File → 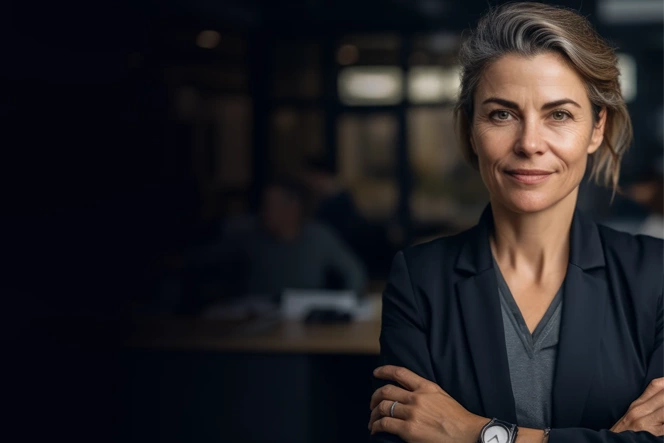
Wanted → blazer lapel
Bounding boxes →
[457,272,518,422]
[552,210,607,428]
[455,207,517,422]
[454,206,607,426]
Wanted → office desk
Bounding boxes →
[123,296,383,443]
[127,294,382,355]
[128,317,381,354]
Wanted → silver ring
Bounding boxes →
[389,400,398,418]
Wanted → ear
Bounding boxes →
[587,107,607,154]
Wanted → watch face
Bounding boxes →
[482,424,509,443]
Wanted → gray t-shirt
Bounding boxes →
[493,259,562,429]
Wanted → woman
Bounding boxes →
[367,3,663,443]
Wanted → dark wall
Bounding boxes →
[8,1,193,311]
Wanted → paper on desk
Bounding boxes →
[353,295,381,321]
[281,289,377,321]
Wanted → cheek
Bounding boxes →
[550,135,592,171]
[473,128,515,167]
[474,146,506,192]
[567,152,590,182]
[546,122,594,153]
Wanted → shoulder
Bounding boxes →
[597,224,663,293]
[396,225,479,278]
[597,224,663,271]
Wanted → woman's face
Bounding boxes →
[470,52,606,214]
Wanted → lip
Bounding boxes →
[505,169,553,184]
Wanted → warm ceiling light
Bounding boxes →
[408,66,461,103]
[196,30,221,49]
[337,44,359,65]
[338,66,403,105]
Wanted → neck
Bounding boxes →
[489,190,577,280]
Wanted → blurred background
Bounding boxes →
[6,0,663,442]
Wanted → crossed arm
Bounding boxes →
[368,252,664,443]
[368,365,664,443]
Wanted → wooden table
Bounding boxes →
[126,294,383,355]
[17,296,383,442]
[128,317,380,354]
[118,295,383,442]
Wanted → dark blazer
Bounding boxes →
[372,207,663,442]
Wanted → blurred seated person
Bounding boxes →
[303,158,396,276]
[186,179,367,299]
[627,165,664,238]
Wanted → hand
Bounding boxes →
[369,365,487,443]
[610,377,664,436]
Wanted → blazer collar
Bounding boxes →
[455,204,605,275]
[454,205,493,275]
[453,203,608,426]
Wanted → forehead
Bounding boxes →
[475,52,590,105]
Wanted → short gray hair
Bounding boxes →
[454,2,632,192]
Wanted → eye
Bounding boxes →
[491,110,513,121]
[551,110,570,121]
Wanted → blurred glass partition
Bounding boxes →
[405,33,486,239]
[270,108,325,178]
[407,108,487,234]
[410,33,460,67]
[214,96,253,188]
[159,29,252,222]
[337,113,398,220]
[337,33,401,66]
[272,42,322,99]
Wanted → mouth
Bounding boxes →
[505,169,553,184]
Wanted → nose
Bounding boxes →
[514,118,546,157]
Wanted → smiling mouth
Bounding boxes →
[505,169,553,184]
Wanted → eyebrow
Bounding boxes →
[481,97,582,110]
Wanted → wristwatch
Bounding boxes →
[477,418,518,443]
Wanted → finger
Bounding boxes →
[370,383,412,410]
[632,378,664,407]
[368,405,382,430]
[640,406,664,436]
[371,416,410,439]
[373,365,426,391]
[656,424,664,437]
[368,400,409,430]
[627,416,664,436]
[629,387,664,420]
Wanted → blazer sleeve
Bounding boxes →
[370,251,436,443]
[549,290,663,443]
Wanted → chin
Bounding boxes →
[498,191,562,214]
